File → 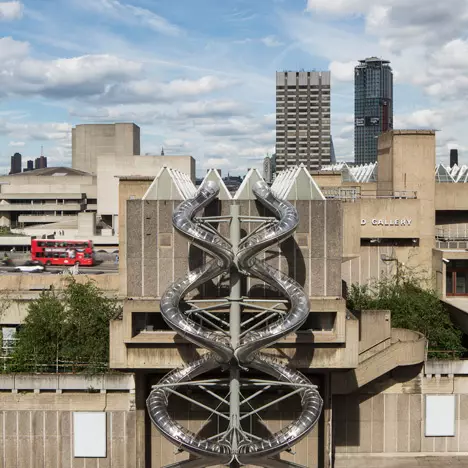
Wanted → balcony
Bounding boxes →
[18,214,78,223]
[0,202,83,212]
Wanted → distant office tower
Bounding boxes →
[262,153,276,183]
[34,156,47,169]
[263,156,273,184]
[276,71,331,172]
[24,160,34,172]
[10,153,22,175]
[354,57,393,164]
[72,123,141,174]
[450,149,459,168]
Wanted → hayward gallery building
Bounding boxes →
[2,129,468,468]
[108,130,468,467]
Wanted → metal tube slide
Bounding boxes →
[235,180,310,363]
[159,180,234,363]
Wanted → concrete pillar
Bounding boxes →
[323,372,332,468]
[134,372,149,468]
[77,212,96,237]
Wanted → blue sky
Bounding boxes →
[0,0,467,175]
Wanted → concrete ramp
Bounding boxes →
[442,297,468,335]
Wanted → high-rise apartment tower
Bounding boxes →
[276,71,331,171]
[354,57,393,164]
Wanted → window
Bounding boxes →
[132,312,171,336]
[299,312,336,331]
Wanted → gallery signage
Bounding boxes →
[361,218,412,226]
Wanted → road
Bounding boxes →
[0,262,118,275]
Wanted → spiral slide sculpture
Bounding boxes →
[147,180,323,468]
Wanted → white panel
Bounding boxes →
[425,395,455,437]
[73,412,107,457]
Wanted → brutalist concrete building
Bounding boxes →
[276,71,331,172]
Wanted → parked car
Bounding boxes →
[14,260,45,273]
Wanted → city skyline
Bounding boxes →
[0,0,466,175]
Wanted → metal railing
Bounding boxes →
[321,186,418,201]
[427,349,467,360]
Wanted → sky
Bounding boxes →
[0,0,466,176]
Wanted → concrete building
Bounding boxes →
[0,167,96,231]
[10,152,22,175]
[105,129,468,466]
[0,122,195,246]
[276,71,331,172]
[3,129,468,467]
[72,123,141,174]
[354,57,393,164]
[97,153,195,232]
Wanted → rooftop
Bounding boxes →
[7,167,91,177]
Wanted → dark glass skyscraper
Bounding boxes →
[354,57,393,164]
[9,152,22,175]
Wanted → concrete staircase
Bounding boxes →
[332,310,427,394]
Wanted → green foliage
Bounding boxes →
[347,271,466,359]
[8,279,121,373]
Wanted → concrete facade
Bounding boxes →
[107,163,430,467]
[0,121,194,245]
[0,374,141,468]
[72,123,140,175]
[97,154,195,221]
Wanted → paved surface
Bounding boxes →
[335,456,468,467]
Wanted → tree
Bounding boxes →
[347,270,466,358]
[8,278,121,373]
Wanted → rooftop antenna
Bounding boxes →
[41,145,43,157]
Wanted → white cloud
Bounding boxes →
[261,35,283,47]
[0,121,72,142]
[203,157,231,168]
[0,36,29,62]
[8,141,24,147]
[394,109,443,129]
[0,38,142,99]
[308,0,468,50]
[329,61,355,82]
[306,0,369,15]
[0,1,22,21]
[179,100,246,118]
[77,0,182,36]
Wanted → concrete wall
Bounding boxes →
[0,373,140,468]
[0,174,96,198]
[98,155,195,218]
[124,198,343,299]
[334,367,468,457]
[72,123,140,175]
[435,183,468,211]
[342,243,432,288]
[118,178,154,296]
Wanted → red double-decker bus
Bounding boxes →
[31,239,94,266]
